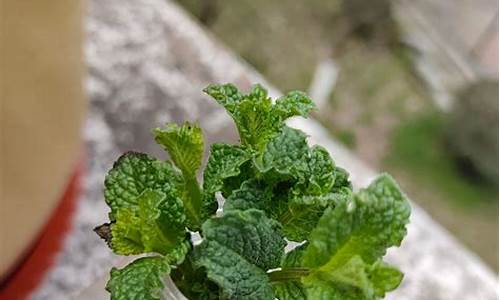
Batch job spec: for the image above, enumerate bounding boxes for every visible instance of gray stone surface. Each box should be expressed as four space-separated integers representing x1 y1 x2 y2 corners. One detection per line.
31 0 497 299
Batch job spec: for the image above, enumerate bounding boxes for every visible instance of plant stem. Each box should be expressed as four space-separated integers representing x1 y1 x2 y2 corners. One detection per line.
182 174 202 228
268 268 310 283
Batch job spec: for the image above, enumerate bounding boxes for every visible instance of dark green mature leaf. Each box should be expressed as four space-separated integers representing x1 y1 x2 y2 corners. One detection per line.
153 122 203 177
201 209 286 270
203 143 252 194
107 189 186 256
193 209 286 299
194 241 273 300
223 179 272 212
280 193 347 242
171 256 220 300
258 127 309 177
104 152 180 220
106 256 170 300
306 146 336 195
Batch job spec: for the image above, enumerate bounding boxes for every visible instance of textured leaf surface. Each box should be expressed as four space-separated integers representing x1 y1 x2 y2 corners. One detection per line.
271 175 409 299
106 256 170 300
304 174 411 268
305 146 336 194
203 143 252 194
201 209 286 270
259 127 309 177
104 152 180 219
223 179 272 212
153 122 203 176
368 261 404 298
194 209 286 299
109 189 186 256
194 241 274 300
203 83 243 114
204 84 315 150
272 91 315 122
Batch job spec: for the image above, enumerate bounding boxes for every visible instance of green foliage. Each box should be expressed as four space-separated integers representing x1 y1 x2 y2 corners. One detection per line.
95 84 410 299
106 256 171 300
448 79 499 183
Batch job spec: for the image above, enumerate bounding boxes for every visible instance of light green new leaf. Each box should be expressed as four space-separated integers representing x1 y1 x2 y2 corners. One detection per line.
107 189 186 256
153 122 204 176
304 174 411 269
104 152 181 219
272 91 315 121
368 260 404 298
194 209 286 299
154 122 207 228
204 84 315 151
106 256 170 300
271 175 409 299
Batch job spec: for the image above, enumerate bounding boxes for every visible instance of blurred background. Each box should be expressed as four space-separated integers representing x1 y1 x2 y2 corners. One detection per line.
1 0 498 299
176 0 499 269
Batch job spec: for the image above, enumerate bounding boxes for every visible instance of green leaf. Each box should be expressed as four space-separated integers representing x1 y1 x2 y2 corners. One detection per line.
204 84 315 151
272 245 308 300
194 241 273 300
153 122 204 177
272 91 315 121
368 261 404 298
223 179 272 212
332 167 352 191
203 143 252 194
201 209 286 270
305 279 362 300
171 256 220 300
193 209 286 299
258 127 309 177
105 189 186 256
306 146 336 195
106 256 170 300
203 83 243 114
303 174 411 268
270 175 409 299
154 122 207 228
280 193 346 242
104 152 181 219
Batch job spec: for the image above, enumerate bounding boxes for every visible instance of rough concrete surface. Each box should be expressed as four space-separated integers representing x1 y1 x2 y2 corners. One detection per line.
31 0 497 299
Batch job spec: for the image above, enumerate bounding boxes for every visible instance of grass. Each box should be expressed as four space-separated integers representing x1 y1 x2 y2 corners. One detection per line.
334 129 357 149
386 113 498 210
384 112 498 267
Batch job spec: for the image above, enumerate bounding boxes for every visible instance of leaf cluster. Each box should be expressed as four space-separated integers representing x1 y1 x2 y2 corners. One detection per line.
95 84 411 299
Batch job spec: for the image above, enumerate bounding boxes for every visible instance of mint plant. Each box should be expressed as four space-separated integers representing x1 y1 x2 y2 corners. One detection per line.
95 83 411 300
